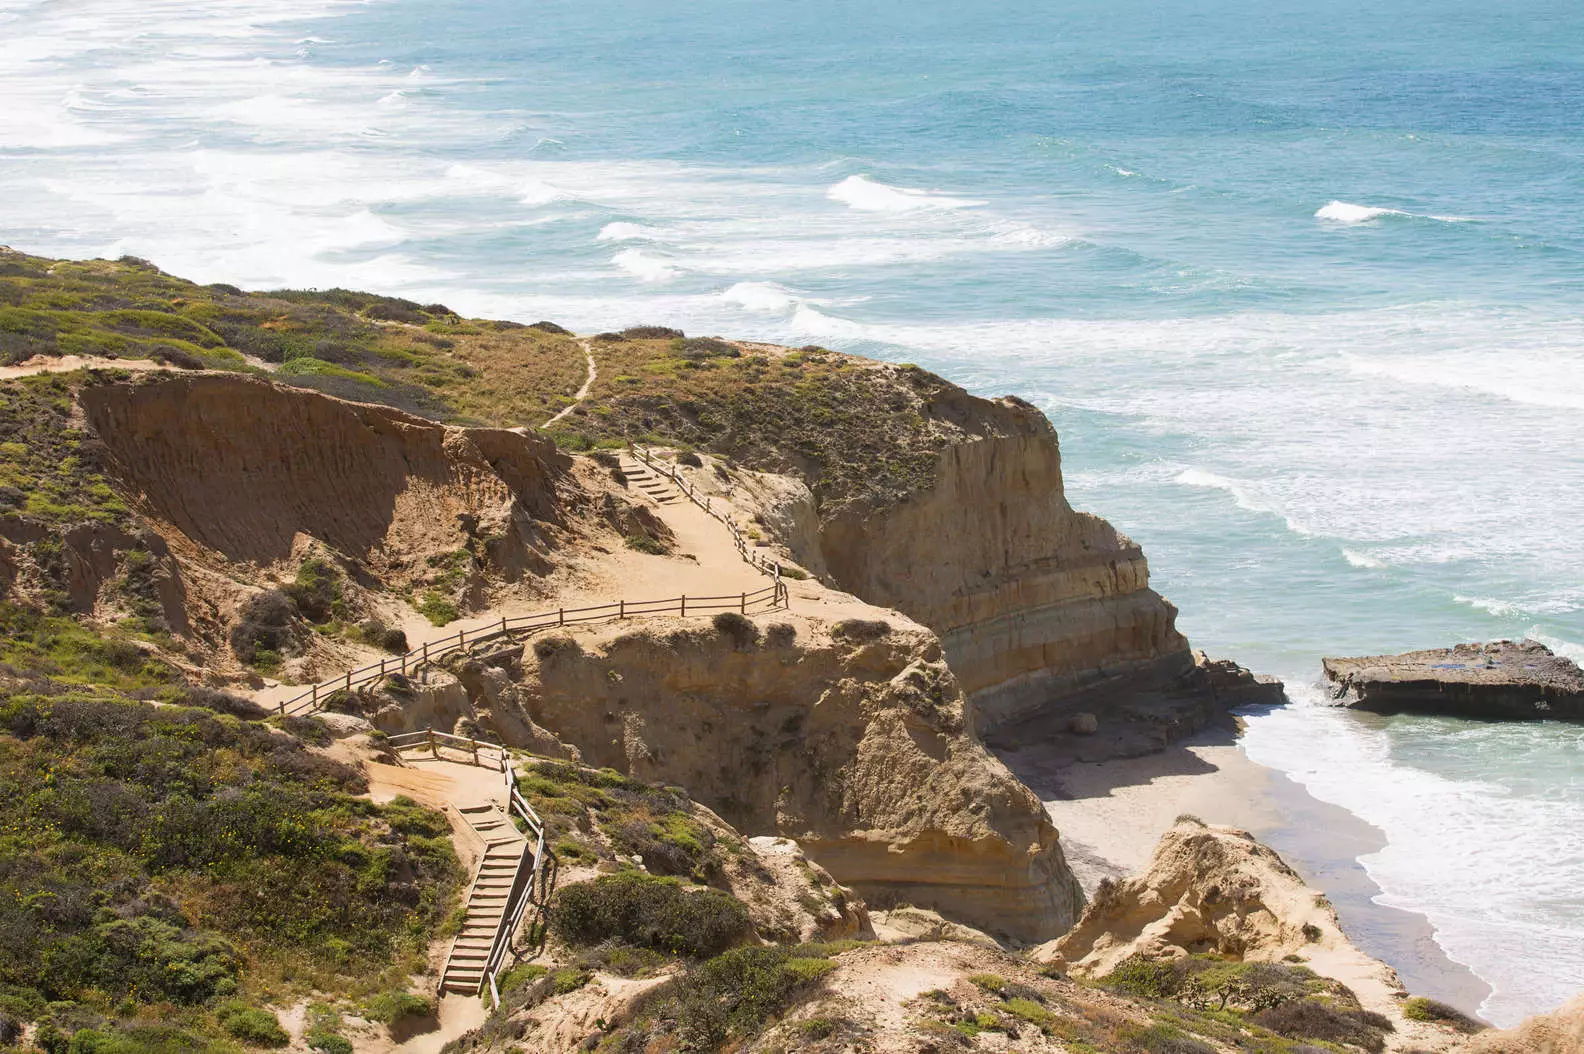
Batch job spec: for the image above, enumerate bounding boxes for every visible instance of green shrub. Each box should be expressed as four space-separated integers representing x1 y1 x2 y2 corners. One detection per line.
1121 1022 1216 1054
284 557 344 623
416 590 459 626
1104 955 1183 999
217 1004 289 1047
1000 997 1054 1026
831 618 890 641
967 973 1007 995
1401 997 1484 1033
1251 999 1391 1052
360 990 432 1025
623 533 669 555
711 611 759 649
304 1029 353 1054
668 946 835 1050
229 589 301 663
548 872 751 958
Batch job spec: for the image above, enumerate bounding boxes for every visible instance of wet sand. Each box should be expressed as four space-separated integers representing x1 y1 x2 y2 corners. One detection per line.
994 720 1493 1018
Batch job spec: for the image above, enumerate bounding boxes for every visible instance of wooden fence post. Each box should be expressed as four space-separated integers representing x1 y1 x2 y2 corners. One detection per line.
558 608 564 626
619 599 625 619
428 728 437 758
740 592 746 614
680 595 686 617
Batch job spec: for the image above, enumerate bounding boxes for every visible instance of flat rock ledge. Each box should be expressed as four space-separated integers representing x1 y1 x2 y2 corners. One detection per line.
1324 638 1584 721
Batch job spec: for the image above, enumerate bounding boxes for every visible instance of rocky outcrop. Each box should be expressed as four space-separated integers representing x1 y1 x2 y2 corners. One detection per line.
1325 639 1584 721
755 393 1193 734
1052 819 1350 976
1466 994 1584 1054
404 610 1084 944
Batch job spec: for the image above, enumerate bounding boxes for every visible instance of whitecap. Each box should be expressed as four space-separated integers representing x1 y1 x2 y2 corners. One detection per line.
1316 200 1470 225
596 221 660 242
720 281 800 314
826 174 985 212
1342 548 1386 569
1173 468 1316 536
519 180 565 206
612 248 678 283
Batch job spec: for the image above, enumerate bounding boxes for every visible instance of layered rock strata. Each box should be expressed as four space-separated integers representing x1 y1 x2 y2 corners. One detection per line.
753 392 1194 734
1325 639 1584 721
360 611 1085 944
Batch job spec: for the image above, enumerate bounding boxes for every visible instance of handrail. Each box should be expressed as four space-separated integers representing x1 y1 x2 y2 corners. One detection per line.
394 727 549 1007
276 581 787 716
630 445 788 582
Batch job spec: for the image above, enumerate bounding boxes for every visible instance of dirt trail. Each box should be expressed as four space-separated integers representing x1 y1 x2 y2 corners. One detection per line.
539 339 596 429
0 354 277 378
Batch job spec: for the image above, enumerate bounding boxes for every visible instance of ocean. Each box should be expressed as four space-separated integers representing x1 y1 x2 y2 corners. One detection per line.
3 0 1582 1025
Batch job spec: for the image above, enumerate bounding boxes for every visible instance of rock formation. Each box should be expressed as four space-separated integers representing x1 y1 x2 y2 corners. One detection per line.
1051 819 1350 976
727 388 1195 735
375 610 1085 944
1325 639 1584 721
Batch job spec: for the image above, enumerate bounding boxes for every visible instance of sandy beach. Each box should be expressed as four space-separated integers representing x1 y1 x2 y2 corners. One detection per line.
995 720 1494 1018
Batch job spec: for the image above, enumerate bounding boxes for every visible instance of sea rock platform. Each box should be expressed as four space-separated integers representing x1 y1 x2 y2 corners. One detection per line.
1323 639 1584 720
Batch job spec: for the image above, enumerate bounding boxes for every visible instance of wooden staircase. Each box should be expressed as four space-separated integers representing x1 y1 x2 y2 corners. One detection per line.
440 803 531 995
620 456 681 505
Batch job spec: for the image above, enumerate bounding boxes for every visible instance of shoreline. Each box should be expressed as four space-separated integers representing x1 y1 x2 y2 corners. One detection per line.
995 720 1493 1018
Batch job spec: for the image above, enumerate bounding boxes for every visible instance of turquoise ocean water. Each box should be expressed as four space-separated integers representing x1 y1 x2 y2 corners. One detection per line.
3 0 1582 1024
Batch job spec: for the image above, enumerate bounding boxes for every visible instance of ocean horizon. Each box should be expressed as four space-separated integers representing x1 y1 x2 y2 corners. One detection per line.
4 0 1582 1025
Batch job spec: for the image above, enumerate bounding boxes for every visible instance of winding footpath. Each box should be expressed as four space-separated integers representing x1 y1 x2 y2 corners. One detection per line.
539 339 597 429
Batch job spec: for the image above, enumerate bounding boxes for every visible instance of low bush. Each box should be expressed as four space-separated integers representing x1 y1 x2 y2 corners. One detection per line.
305 1029 353 1054
416 590 459 626
1104 955 1183 999
621 326 683 340
360 990 433 1025
1252 998 1390 1052
217 1004 289 1047
831 618 890 642
667 945 836 1051
712 611 760 649
178 686 268 720
677 450 703 467
549 872 751 959
624 533 669 555
528 320 569 334
765 622 797 647
229 589 300 663
1401 997 1484 1033
1122 1022 1216 1054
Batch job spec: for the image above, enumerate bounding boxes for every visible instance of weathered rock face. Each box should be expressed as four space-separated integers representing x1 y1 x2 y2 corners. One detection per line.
1325 639 1584 721
79 373 572 576
1053 820 1354 976
809 406 1191 732
424 612 1084 943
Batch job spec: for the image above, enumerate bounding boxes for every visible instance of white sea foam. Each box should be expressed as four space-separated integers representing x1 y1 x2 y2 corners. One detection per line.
1341 548 1386 569
518 180 566 206
612 248 679 283
596 221 661 242
826 174 985 212
1316 200 1470 225
1240 688 1584 1026
1173 468 1316 536
721 281 802 313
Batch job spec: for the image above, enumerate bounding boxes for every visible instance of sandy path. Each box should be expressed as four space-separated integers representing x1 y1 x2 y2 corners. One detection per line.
539 340 596 429
0 352 277 379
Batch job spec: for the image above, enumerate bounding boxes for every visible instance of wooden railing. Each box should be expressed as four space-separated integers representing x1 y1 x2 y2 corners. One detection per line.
389 729 548 1007
630 445 785 580
276 581 787 716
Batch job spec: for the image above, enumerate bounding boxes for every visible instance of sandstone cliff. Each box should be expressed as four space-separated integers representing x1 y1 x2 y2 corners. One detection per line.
351 610 1085 944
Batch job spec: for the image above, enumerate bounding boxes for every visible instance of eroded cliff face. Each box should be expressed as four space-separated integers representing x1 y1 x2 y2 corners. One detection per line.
79 372 573 576
754 393 1191 733
364 610 1084 944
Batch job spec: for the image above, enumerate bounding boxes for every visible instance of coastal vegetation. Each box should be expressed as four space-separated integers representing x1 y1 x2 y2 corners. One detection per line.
0 606 462 1051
